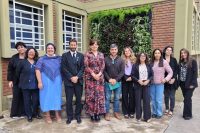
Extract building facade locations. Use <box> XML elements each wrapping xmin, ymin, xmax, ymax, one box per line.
<box><xmin>0</xmin><ymin>0</ymin><xmax>199</xmax><ymax>112</ymax></box>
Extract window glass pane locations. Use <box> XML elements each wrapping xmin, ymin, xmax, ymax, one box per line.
<box><xmin>16</xmin><ymin>32</ymin><xmax>21</xmax><ymax>37</ymax></box>
<box><xmin>23</xmin><ymin>32</ymin><xmax>32</xmax><ymax>38</ymax></box>
<box><xmin>16</xmin><ymin>3</ymin><xmax>32</xmax><ymax>12</ymax></box>
<box><xmin>11</xmin><ymin>42</ymin><xmax>15</xmax><ymax>48</ymax></box>
<box><xmin>22</xmin><ymin>19</ymin><xmax>32</xmax><ymax>25</ymax></box>
<box><xmin>16</xmin><ymin>12</ymin><xmax>20</xmax><ymax>16</ymax></box>
<box><xmin>16</xmin><ymin>17</ymin><xmax>21</xmax><ymax>23</ymax></box>
<box><xmin>10</xmin><ymin>27</ymin><xmax>15</xmax><ymax>39</ymax></box>
<box><xmin>22</xmin><ymin>13</ymin><xmax>31</xmax><ymax>19</ymax></box>
<box><xmin>9</xmin><ymin>10</ymin><xmax>14</xmax><ymax>23</ymax></box>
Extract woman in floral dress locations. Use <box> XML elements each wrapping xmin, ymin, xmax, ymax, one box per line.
<box><xmin>84</xmin><ymin>39</ymin><xmax>105</xmax><ymax>122</ymax></box>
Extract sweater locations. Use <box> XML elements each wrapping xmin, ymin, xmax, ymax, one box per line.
<box><xmin>152</xmin><ymin>59</ymin><xmax>173</xmax><ymax>84</ymax></box>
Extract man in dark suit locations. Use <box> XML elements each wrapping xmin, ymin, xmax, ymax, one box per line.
<box><xmin>61</xmin><ymin>38</ymin><xmax>84</xmax><ymax>124</ymax></box>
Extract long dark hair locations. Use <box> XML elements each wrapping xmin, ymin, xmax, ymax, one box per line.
<box><xmin>151</xmin><ymin>48</ymin><xmax>163</xmax><ymax>67</ymax></box>
<box><xmin>25</xmin><ymin>47</ymin><xmax>39</xmax><ymax>61</ymax></box>
<box><xmin>163</xmin><ymin>45</ymin><xmax>174</xmax><ymax>59</ymax></box>
<box><xmin>136</xmin><ymin>52</ymin><xmax>149</xmax><ymax>65</ymax></box>
<box><xmin>179</xmin><ymin>48</ymin><xmax>192</xmax><ymax>68</ymax></box>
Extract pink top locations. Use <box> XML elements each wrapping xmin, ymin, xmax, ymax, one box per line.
<box><xmin>152</xmin><ymin>59</ymin><xmax>173</xmax><ymax>84</ymax></box>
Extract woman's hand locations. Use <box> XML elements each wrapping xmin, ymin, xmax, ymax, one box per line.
<box><xmin>143</xmin><ymin>80</ymin><xmax>150</xmax><ymax>86</ymax></box>
<box><xmin>138</xmin><ymin>80</ymin><xmax>144</xmax><ymax>86</ymax></box>
<box><xmin>168</xmin><ymin>78</ymin><xmax>175</xmax><ymax>84</ymax></box>
<box><xmin>38</xmin><ymin>82</ymin><xmax>43</xmax><ymax>89</ymax></box>
<box><xmin>8</xmin><ymin>81</ymin><xmax>13</xmax><ymax>89</ymax></box>
<box><xmin>126</xmin><ymin>77</ymin><xmax>132</xmax><ymax>81</ymax></box>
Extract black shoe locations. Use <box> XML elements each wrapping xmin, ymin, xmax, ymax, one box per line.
<box><xmin>76</xmin><ymin>117</ymin><xmax>82</xmax><ymax>124</ymax></box>
<box><xmin>95</xmin><ymin>114</ymin><xmax>100</xmax><ymax>122</ymax></box>
<box><xmin>152</xmin><ymin>114</ymin><xmax>157</xmax><ymax>118</ymax></box>
<box><xmin>27</xmin><ymin>116</ymin><xmax>33</xmax><ymax>122</ymax></box>
<box><xmin>33</xmin><ymin>114</ymin><xmax>42</xmax><ymax>119</ymax></box>
<box><xmin>184</xmin><ymin>116</ymin><xmax>192</xmax><ymax>120</ymax></box>
<box><xmin>156</xmin><ymin>115</ymin><xmax>162</xmax><ymax>119</ymax></box>
<box><xmin>91</xmin><ymin>115</ymin><xmax>95</xmax><ymax>121</ymax></box>
<box><xmin>66</xmin><ymin>118</ymin><xmax>73</xmax><ymax>124</ymax></box>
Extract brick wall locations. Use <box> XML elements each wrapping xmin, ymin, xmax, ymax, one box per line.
<box><xmin>152</xmin><ymin>0</ymin><xmax>175</xmax><ymax>50</ymax></box>
<box><xmin>1</xmin><ymin>58</ymin><xmax>11</xmax><ymax>96</ymax></box>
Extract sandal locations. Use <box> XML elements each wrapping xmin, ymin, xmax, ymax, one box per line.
<box><xmin>164</xmin><ymin>110</ymin><xmax>169</xmax><ymax>115</ymax></box>
<box><xmin>130</xmin><ymin>114</ymin><xmax>134</xmax><ymax>118</ymax></box>
<box><xmin>168</xmin><ymin>111</ymin><xmax>173</xmax><ymax>117</ymax></box>
<box><xmin>124</xmin><ymin>114</ymin><xmax>129</xmax><ymax>119</ymax></box>
<box><xmin>45</xmin><ymin>114</ymin><xmax>52</xmax><ymax>124</ymax></box>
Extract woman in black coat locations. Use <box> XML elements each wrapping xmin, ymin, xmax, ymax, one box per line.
<box><xmin>178</xmin><ymin>48</ymin><xmax>198</xmax><ymax>120</ymax></box>
<box><xmin>7</xmin><ymin>42</ymin><xmax>26</xmax><ymax>118</ymax></box>
<box><xmin>163</xmin><ymin>46</ymin><xmax>178</xmax><ymax>116</ymax></box>
<box><xmin>131</xmin><ymin>53</ymin><xmax>152</xmax><ymax>122</ymax></box>
<box><xmin>16</xmin><ymin>47</ymin><xmax>41</xmax><ymax>122</ymax></box>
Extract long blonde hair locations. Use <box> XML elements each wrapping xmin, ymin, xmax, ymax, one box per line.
<box><xmin>122</xmin><ymin>47</ymin><xmax>136</xmax><ymax>64</ymax></box>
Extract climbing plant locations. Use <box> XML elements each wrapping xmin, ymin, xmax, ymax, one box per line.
<box><xmin>88</xmin><ymin>5</ymin><xmax>152</xmax><ymax>56</ymax></box>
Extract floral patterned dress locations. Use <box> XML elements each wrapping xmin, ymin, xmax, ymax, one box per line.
<box><xmin>84</xmin><ymin>51</ymin><xmax>106</xmax><ymax>115</ymax></box>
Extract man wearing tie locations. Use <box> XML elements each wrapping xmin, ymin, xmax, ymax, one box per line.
<box><xmin>61</xmin><ymin>39</ymin><xmax>84</xmax><ymax>124</ymax></box>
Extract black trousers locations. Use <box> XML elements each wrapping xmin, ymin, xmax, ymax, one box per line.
<box><xmin>180</xmin><ymin>82</ymin><xmax>195</xmax><ymax>118</ymax></box>
<box><xmin>22</xmin><ymin>89</ymin><xmax>39</xmax><ymax>117</ymax></box>
<box><xmin>122</xmin><ymin>81</ymin><xmax>135</xmax><ymax>115</ymax></box>
<box><xmin>134</xmin><ymin>84</ymin><xmax>151</xmax><ymax>120</ymax></box>
<box><xmin>65</xmin><ymin>84</ymin><xmax>83</xmax><ymax>119</ymax></box>
<box><xmin>164</xmin><ymin>84</ymin><xmax>176</xmax><ymax>112</ymax></box>
<box><xmin>10</xmin><ymin>85</ymin><xmax>25</xmax><ymax>117</ymax></box>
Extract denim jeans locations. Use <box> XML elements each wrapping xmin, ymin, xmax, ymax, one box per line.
<box><xmin>105</xmin><ymin>82</ymin><xmax>121</xmax><ymax>113</ymax></box>
<box><xmin>150</xmin><ymin>84</ymin><xmax>164</xmax><ymax>116</ymax></box>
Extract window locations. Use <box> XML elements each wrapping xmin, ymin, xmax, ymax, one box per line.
<box><xmin>9</xmin><ymin>0</ymin><xmax>45</xmax><ymax>50</ymax></box>
<box><xmin>62</xmin><ymin>11</ymin><xmax>83</xmax><ymax>51</ymax></box>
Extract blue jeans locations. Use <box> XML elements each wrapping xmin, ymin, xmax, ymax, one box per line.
<box><xmin>105</xmin><ymin>82</ymin><xmax>121</xmax><ymax>113</ymax></box>
<box><xmin>150</xmin><ymin>84</ymin><xmax>164</xmax><ymax>116</ymax></box>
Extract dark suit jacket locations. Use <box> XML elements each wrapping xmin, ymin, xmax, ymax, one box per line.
<box><xmin>131</xmin><ymin>63</ymin><xmax>153</xmax><ymax>86</ymax></box>
<box><xmin>7</xmin><ymin>53</ymin><xmax>24</xmax><ymax>85</ymax></box>
<box><xmin>61</xmin><ymin>51</ymin><xmax>84</xmax><ymax>87</ymax></box>
<box><xmin>178</xmin><ymin>59</ymin><xmax>198</xmax><ymax>89</ymax></box>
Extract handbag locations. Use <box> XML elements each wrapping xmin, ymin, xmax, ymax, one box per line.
<box><xmin>108</xmin><ymin>82</ymin><xmax>121</xmax><ymax>90</ymax></box>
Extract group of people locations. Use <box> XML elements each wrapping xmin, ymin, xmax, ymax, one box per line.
<box><xmin>7</xmin><ymin>39</ymin><xmax>198</xmax><ymax>125</ymax></box>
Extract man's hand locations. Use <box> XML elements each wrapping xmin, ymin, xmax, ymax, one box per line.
<box><xmin>109</xmin><ymin>79</ymin><xmax>117</xmax><ymax>85</ymax></box>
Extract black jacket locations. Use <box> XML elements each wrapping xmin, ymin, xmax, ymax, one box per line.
<box><xmin>131</xmin><ymin>63</ymin><xmax>153</xmax><ymax>86</ymax></box>
<box><xmin>7</xmin><ymin>53</ymin><xmax>24</xmax><ymax>85</ymax></box>
<box><xmin>178</xmin><ymin>59</ymin><xmax>198</xmax><ymax>89</ymax></box>
<box><xmin>61</xmin><ymin>51</ymin><xmax>84</xmax><ymax>86</ymax></box>
<box><xmin>15</xmin><ymin>59</ymin><xmax>38</xmax><ymax>90</ymax></box>
<box><xmin>164</xmin><ymin>57</ymin><xmax>178</xmax><ymax>89</ymax></box>
<box><xmin>104</xmin><ymin>56</ymin><xmax>125</xmax><ymax>82</ymax></box>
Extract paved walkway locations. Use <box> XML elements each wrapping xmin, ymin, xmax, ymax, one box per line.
<box><xmin>0</xmin><ymin>84</ymin><xmax>200</xmax><ymax>133</ymax></box>
<box><xmin>165</xmin><ymin>83</ymin><xmax>200</xmax><ymax>133</ymax></box>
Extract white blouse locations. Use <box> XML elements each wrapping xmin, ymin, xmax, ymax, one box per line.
<box><xmin>139</xmin><ymin>64</ymin><xmax>148</xmax><ymax>80</ymax></box>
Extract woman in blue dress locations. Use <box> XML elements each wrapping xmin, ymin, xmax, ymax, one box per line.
<box><xmin>35</xmin><ymin>43</ymin><xmax>62</xmax><ymax>123</ymax></box>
